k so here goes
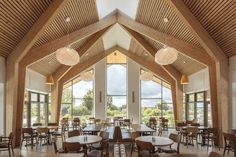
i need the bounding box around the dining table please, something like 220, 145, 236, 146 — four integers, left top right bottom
66, 135, 102, 145
44, 154, 84, 157
131, 124, 155, 135
135, 135, 174, 147
83, 124, 102, 135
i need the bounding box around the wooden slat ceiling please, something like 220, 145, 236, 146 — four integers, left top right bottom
0, 0, 52, 58
29, 36, 93, 76
183, 0, 236, 57
129, 38, 206, 75
136, 0, 202, 48
33, 0, 99, 48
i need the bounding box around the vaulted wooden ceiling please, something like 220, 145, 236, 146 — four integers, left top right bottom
1, 0, 235, 77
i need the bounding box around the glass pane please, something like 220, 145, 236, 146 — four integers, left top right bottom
31, 93, 38, 101
40, 94, 46, 102
107, 64, 127, 95
107, 96, 127, 118
73, 81, 93, 98
73, 98, 93, 124
162, 104, 174, 127
141, 99, 162, 124
24, 92, 29, 102
61, 103, 72, 119
39, 104, 46, 125
31, 103, 38, 126
141, 80, 161, 98
196, 102, 204, 125
197, 93, 204, 101
188, 94, 194, 102
22, 104, 28, 127
208, 102, 212, 127
163, 86, 172, 103
187, 103, 194, 120
62, 86, 72, 103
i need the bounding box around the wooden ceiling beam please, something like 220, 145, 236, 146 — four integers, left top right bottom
122, 26, 182, 81
117, 11, 213, 66
7, 0, 67, 63
22, 13, 117, 66
166, 0, 227, 62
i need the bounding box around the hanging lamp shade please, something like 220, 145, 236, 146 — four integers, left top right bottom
140, 71, 153, 81
80, 71, 94, 81
55, 47, 80, 66
155, 46, 178, 65
180, 74, 189, 84
45, 74, 54, 85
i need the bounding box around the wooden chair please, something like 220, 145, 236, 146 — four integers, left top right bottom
52, 137, 64, 153
90, 131, 109, 152
20, 127, 37, 148
52, 123, 66, 142
161, 133, 181, 154
36, 127, 49, 146
32, 122, 42, 126
123, 119, 131, 129
223, 132, 235, 156
209, 151, 223, 157
0, 132, 14, 157
72, 118, 81, 130
148, 117, 157, 130
202, 128, 220, 150
183, 127, 199, 147
136, 140, 158, 157
63, 142, 85, 154
130, 131, 140, 157
68, 130, 80, 138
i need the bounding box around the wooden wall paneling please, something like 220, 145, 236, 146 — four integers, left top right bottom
22, 14, 117, 66
5, 0, 67, 146
56, 47, 117, 123
167, 0, 229, 130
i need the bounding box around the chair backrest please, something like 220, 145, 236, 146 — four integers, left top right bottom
101, 138, 109, 150
169, 133, 181, 153
48, 123, 58, 126
187, 127, 199, 135
95, 119, 101, 124
63, 142, 81, 153
208, 151, 223, 157
32, 123, 42, 126
52, 137, 58, 153
68, 130, 80, 137
99, 131, 109, 140
191, 123, 200, 126
131, 131, 140, 140
136, 140, 154, 154
223, 132, 236, 146
149, 117, 157, 124
22, 128, 33, 135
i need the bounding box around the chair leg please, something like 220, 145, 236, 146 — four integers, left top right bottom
223, 146, 226, 156
11, 145, 14, 156
130, 144, 134, 157
8, 147, 11, 157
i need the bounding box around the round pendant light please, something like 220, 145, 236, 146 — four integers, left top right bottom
180, 74, 189, 84
155, 46, 178, 65
56, 47, 80, 66
45, 74, 54, 85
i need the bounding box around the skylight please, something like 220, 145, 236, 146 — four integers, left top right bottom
96, 0, 139, 19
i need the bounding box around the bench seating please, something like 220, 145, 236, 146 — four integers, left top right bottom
106, 126, 132, 143
114, 144, 127, 157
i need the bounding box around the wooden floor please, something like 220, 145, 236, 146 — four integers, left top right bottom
0, 130, 234, 157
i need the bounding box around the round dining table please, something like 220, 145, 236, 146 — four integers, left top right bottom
66, 135, 102, 145
135, 136, 173, 147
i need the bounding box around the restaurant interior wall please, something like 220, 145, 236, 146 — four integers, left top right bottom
127, 58, 140, 124
229, 55, 236, 129
0, 56, 5, 134
184, 68, 209, 93
95, 59, 106, 120
25, 69, 49, 93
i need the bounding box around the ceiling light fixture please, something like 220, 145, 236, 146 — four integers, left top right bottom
45, 74, 54, 85
155, 18, 178, 65
140, 71, 153, 81
56, 17, 80, 66
180, 74, 189, 84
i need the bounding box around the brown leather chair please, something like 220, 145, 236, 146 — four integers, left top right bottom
72, 118, 81, 130
20, 127, 37, 148
223, 132, 236, 156
130, 131, 140, 157
0, 132, 14, 157
68, 130, 80, 138
208, 151, 223, 157
136, 140, 158, 157
161, 133, 181, 154
36, 127, 49, 146
202, 128, 220, 150
63, 142, 85, 154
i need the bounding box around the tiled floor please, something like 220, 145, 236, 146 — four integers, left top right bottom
0, 130, 235, 157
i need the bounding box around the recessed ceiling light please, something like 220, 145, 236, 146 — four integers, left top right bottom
145, 53, 148, 56
163, 18, 169, 23
183, 61, 186, 64
48, 61, 52, 64
65, 17, 71, 22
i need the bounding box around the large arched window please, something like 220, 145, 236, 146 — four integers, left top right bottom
140, 69, 174, 127
61, 70, 94, 123
106, 52, 127, 118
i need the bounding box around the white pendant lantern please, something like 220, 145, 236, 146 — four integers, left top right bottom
80, 71, 94, 81
56, 47, 80, 66
140, 71, 153, 81
155, 46, 178, 65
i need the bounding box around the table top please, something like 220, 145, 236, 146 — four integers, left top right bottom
83, 124, 101, 132
45, 154, 84, 157
180, 126, 208, 130
135, 136, 173, 147
131, 124, 155, 132
159, 154, 198, 157
32, 126, 59, 130
66, 135, 102, 145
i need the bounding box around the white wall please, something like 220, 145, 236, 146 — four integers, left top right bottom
229, 55, 236, 128
94, 59, 106, 120
127, 58, 140, 124
25, 69, 49, 93
0, 56, 6, 134
184, 68, 209, 93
